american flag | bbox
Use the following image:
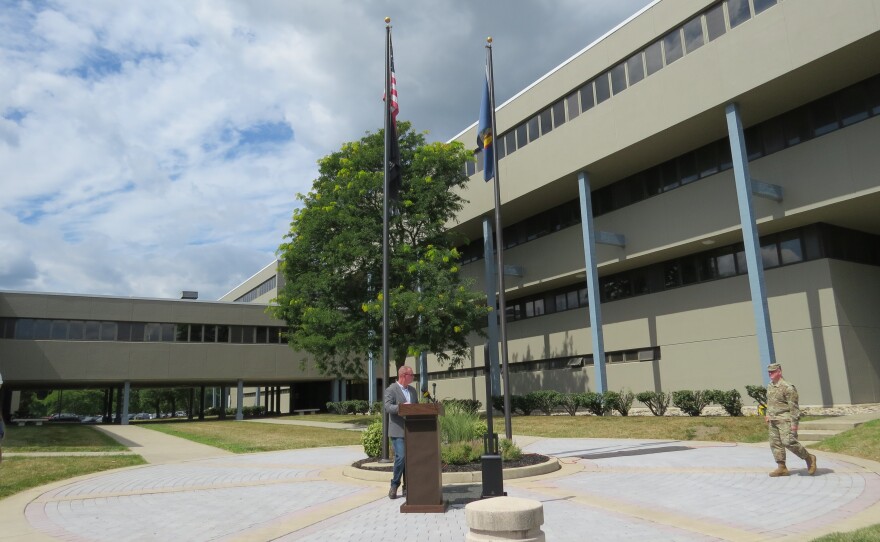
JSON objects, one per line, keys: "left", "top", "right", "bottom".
{"left": 386, "top": 37, "right": 399, "bottom": 124}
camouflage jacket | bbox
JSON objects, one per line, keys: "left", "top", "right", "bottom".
{"left": 766, "top": 378, "right": 800, "bottom": 422}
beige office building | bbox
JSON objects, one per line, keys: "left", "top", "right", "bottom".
{"left": 2, "top": 0, "right": 879, "bottom": 420}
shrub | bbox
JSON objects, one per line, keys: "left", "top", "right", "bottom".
{"left": 581, "top": 392, "right": 610, "bottom": 416}
{"left": 472, "top": 420, "right": 488, "bottom": 439}
{"left": 491, "top": 395, "right": 505, "bottom": 412}
{"left": 442, "top": 398, "right": 482, "bottom": 415}
{"left": 370, "top": 401, "right": 383, "bottom": 415}
{"left": 672, "top": 390, "right": 711, "bottom": 416}
{"left": 711, "top": 389, "right": 744, "bottom": 417}
{"left": 636, "top": 391, "right": 671, "bottom": 416}
{"left": 558, "top": 393, "right": 582, "bottom": 416}
{"left": 527, "top": 390, "right": 561, "bottom": 415}
{"left": 440, "top": 402, "right": 482, "bottom": 444}
{"left": 499, "top": 438, "right": 523, "bottom": 461}
{"left": 361, "top": 420, "right": 383, "bottom": 458}
{"left": 606, "top": 389, "right": 635, "bottom": 416}
{"left": 352, "top": 400, "right": 370, "bottom": 415}
{"left": 441, "top": 440, "right": 480, "bottom": 465}
{"left": 325, "top": 401, "right": 341, "bottom": 414}
{"left": 512, "top": 394, "right": 537, "bottom": 416}
{"left": 745, "top": 385, "right": 767, "bottom": 410}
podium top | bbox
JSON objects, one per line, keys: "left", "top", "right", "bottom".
{"left": 398, "top": 403, "right": 444, "bottom": 417}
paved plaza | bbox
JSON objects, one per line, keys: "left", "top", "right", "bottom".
{"left": 2, "top": 423, "right": 880, "bottom": 542}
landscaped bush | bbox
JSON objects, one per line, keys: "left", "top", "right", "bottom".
{"left": 491, "top": 395, "right": 505, "bottom": 413}
{"left": 440, "top": 401, "right": 483, "bottom": 444}
{"left": 581, "top": 392, "right": 610, "bottom": 416}
{"left": 370, "top": 401, "right": 383, "bottom": 415}
{"left": 499, "top": 438, "right": 522, "bottom": 461}
{"left": 361, "top": 420, "right": 383, "bottom": 458}
{"left": 636, "top": 391, "right": 671, "bottom": 416}
{"left": 746, "top": 385, "right": 767, "bottom": 411}
{"left": 707, "top": 389, "right": 744, "bottom": 417}
{"left": 558, "top": 393, "right": 582, "bottom": 416}
{"left": 606, "top": 389, "right": 635, "bottom": 416}
{"left": 325, "top": 400, "right": 371, "bottom": 415}
{"left": 512, "top": 394, "right": 537, "bottom": 416}
{"left": 441, "top": 440, "right": 481, "bottom": 465}
{"left": 527, "top": 390, "right": 561, "bottom": 415}
{"left": 672, "top": 390, "right": 711, "bottom": 416}
{"left": 442, "top": 398, "right": 482, "bottom": 415}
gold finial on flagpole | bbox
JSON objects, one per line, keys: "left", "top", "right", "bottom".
{"left": 487, "top": 36, "right": 493, "bottom": 44}
{"left": 385, "top": 17, "right": 391, "bottom": 24}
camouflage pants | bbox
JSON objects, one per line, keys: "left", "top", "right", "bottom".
{"left": 768, "top": 420, "right": 809, "bottom": 463}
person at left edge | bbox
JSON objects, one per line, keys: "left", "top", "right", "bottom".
{"left": 384, "top": 365, "right": 416, "bottom": 499}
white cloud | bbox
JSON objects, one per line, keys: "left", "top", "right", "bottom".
{"left": 0, "top": 0, "right": 650, "bottom": 300}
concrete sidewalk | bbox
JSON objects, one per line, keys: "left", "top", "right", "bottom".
{"left": 2, "top": 414, "right": 879, "bottom": 541}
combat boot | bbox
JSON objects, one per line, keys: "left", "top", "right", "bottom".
{"left": 769, "top": 462, "right": 789, "bottom": 477}
{"left": 806, "top": 454, "right": 817, "bottom": 475}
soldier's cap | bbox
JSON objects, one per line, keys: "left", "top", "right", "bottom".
{"left": 767, "top": 363, "right": 781, "bottom": 372}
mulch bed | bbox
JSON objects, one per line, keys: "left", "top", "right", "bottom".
{"left": 352, "top": 453, "right": 550, "bottom": 473}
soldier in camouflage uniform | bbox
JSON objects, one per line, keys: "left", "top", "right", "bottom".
{"left": 764, "top": 363, "right": 817, "bottom": 477}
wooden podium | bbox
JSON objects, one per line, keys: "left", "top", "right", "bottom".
{"left": 399, "top": 402, "right": 447, "bottom": 513}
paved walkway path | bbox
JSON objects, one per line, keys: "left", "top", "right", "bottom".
{"left": 2, "top": 418, "right": 880, "bottom": 541}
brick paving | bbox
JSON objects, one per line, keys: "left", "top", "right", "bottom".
{"left": 3, "top": 422, "right": 880, "bottom": 541}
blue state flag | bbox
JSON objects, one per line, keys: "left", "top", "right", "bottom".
{"left": 477, "top": 69, "right": 494, "bottom": 182}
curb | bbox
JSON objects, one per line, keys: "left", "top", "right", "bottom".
{"left": 342, "top": 456, "right": 561, "bottom": 484}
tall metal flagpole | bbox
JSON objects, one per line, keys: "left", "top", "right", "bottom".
{"left": 380, "top": 17, "right": 392, "bottom": 462}
{"left": 486, "top": 38, "right": 513, "bottom": 440}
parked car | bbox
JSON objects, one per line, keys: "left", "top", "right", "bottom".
{"left": 133, "top": 412, "right": 153, "bottom": 420}
{"left": 48, "top": 413, "right": 81, "bottom": 422}
{"left": 175, "top": 411, "right": 187, "bottom": 417}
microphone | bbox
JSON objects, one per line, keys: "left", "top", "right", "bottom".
{"left": 422, "top": 390, "right": 436, "bottom": 403}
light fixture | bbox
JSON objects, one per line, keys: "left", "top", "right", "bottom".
{"left": 701, "top": 239, "right": 716, "bottom": 245}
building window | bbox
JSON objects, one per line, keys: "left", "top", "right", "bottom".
{"left": 683, "top": 16, "right": 705, "bottom": 54}
{"left": 752, "top": 0, "right": 777, "bottom": 15}
{"left": 705, "top": 4, "right": 726, "bottom": 41}
{"left": 610, "top": 62, "right": 627, "bottom": 95}
{"left": 626, "top": 52, "right": 645, "bottom": 86}
{"left": 663, "top": 29, "right": 684, "bottom": 65}
{"left": 579, "top": 82, "right": 595, "bottom": 112}
{"left": 595, "top": 74, "right": 611, "bottom": 104}
{"left": 645, "top": 41, "right": 663, "bottom": 76}
{"left": 539, "top": 108, "right": 553, "bottom": 136}
{"left": 551, "top": 100, "right": 566, "bottom": 128}
{"left": 565, "top": 92, "right": 580, "bottom": 121}
{"left": 727, "top": 0, "right": 751, "bottom": 28}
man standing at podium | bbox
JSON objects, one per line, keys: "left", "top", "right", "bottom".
{"left": 384, "top": 365, "right": 416, "bottom": 499}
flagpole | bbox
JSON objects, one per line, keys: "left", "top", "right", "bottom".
{"left": 380, "top": 16, "right": 392, "bottom": 462}
{"left": 486, "top": 38, "right": 513, "bottom": 440}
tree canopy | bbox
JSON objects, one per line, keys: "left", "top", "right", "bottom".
{"left": 272, "top": 121, "right": 490, "bottom": 378}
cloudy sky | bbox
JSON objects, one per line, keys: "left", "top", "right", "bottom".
{"left": 1, "top": 0, "right": 651, "bottom": 301}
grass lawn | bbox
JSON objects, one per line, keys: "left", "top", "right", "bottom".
{"left": 812, "top": 419, "right": 880, "bottom": 464}
{"left": 0, "top": 456, "right": 145, "bottom": 500}
{"left": 276, "top": 413, "right": 378, "bottom": 427}
{"left": 4, "top": 424, "right": 128, "bottom": 452}
{"left": 511, "top": 414, "right": 769, "bottom": 442}
{"left": 143, "top": 420, "right": 363, "bottom": 453}
{"left": 1, "top": 424, "right": 144, "bottom": 500}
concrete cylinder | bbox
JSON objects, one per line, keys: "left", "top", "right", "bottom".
{"left": 465, "top": 496, "right": 545, "bottom": 542}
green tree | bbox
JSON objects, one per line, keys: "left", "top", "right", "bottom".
{"left": 273, "top": 122, "right": 490, "bottom": 377}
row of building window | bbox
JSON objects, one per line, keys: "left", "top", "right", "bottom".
{"left": 458, "top": 73, "right": 880, "bottom": 264}
{"left": 235, "top": 275, "right": 277, "bottom": 303}
{"left": 500, "top": 223, "right": 879, "bottom": 323}
{"left": 424, "top": 347, "right": 661, "bottom": 381}
{"left": 0, "top": 319, "right": 289, "bottom": 344}
{"left": 465, "top": 0, "right": 779, "bottom": 177}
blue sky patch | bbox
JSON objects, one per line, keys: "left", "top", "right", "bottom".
{"left": 3, "top": 108, "right": 28, "bottom": 124}
{"left": 219, "top": 121, "right": 294, "bottom": 160}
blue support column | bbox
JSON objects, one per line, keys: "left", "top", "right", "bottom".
{"left": 577, "top": 172, "right": 607, "bottom": 393}
{"left": 725, "top": 103, "right": 776, "bottom": 385}
{"left": 236, "top": 380, "right": 244, "bottom": 421}
{"left": 482, "top": 217, "right": 502, "bottom": 397}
